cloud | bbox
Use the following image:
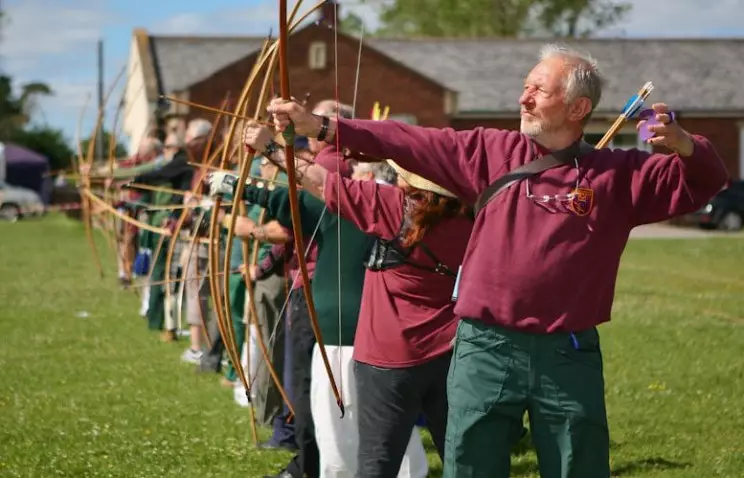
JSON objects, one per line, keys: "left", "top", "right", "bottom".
{"left": 149, "top": 3, "right": 283, "bottom": 36}
{"left": 147, "top": 0, "right": 379, "bottom": 36}
{"left": 3, "top": 0, "right": 116, "bottom": 76}
{"left": 2, "top": 0, "right": 126, "bottom": 141}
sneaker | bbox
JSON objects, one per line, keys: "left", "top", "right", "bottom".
{"left": 181, "top": 348, "right": 203, "bottom": 364}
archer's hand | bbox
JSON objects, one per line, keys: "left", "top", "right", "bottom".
{"left": 268, "top": 98, "right": 325, "bottom": 138}
{"left": 206, "top": 171, "right": 238, "bottom": 200}
{"left": 243, "top": 121, "right": 275, "bottom": 153}
{"left": 637, "top": 103, "right": 694, "bottom": 156}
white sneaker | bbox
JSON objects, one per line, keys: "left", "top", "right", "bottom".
{"left": 181, "top": 348, "right": 203, "bottom": 364}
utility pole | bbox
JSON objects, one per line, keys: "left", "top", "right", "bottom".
{"left": 96, "top": 39, "right": 104, "bottom": 162}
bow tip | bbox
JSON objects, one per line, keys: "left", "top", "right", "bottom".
{"left": 337, "top": 399, "right": 346, "bottom": 419}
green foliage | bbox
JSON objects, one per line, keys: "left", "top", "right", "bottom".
{"left": 339, "top": 11, "right": 366, "bottom": 36}
{"left": 0, "top": 75, "right": 53, "bottom": 137}
{"left": 351, "top": 0, "right": 632, "bottom": 38}
{"left": 532, "top": 0, "right": 632, "bottom": 38}
{"left": 80, "top": 130, "right": 129, "bottom": 161}
{"left": 0, "top": 74, "right": 76, "bottom": 170}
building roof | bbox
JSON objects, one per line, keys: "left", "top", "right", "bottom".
{"left": 149, "top": 35, "right": 266, "bottom": 93}
{"left": 144, "top": 33, "right": 744, "bottom": 114}
{"left": 368, "top": 38, "right": 744, "bottom": 114}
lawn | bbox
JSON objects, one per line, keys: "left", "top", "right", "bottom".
{"left": 0, "top": 214, "right": 742, "bottom": 477}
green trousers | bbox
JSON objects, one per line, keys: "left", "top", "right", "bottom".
{"left": 224, "top": 273, "right": 246, "bottom": 382}
{"left": 146, "top": 239, "right": 168, "bottom": 331}
{"left": 444, "top": 319, "right": 610, "bottom": 478}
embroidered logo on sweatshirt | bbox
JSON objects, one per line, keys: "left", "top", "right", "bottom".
{"left": 569, "top": 188, "right": 594, "bottom": 216}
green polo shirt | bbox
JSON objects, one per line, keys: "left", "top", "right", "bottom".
{"left": 243, "top": 185, "right": 374, "bottom": 346}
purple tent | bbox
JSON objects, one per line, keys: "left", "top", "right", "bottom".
{"left": 2, "top": 143, "right": 51, "bottom": 203}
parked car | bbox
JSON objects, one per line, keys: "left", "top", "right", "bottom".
{"left": 0, "top": 181, "right": 44, "bottom": 221}
{"left": 695, "top": 180, "right": 744, "bottom": 231}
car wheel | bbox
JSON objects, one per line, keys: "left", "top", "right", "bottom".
{"left": 0, "top": 204, "right": 21, "bottom": 222}
{"left": 720, "top": 211, "right": 742, "bottom": 231}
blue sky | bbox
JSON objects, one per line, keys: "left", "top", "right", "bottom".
{"left": 3, "top": 0, "right": 744, "bottom": 153}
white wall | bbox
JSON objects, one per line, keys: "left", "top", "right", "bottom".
{"left": 122, "top": 35, "right": 153, "bottom": 154}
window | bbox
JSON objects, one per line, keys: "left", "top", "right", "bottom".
{"left": 309, "top": 42, "right": 327, "bottom": 70}
{"left": 583, "top": 132, "right": 650, "bottom": 151}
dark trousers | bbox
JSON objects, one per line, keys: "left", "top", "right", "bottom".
{"left": 355, "top": 352, "right": 451, "bottom": 478}
{"left": 269, "top": 311, "right": 295, "bottom": 447}
{"left": 200, "top": 314, "right": 224, "bottom": 372}
{"left": 443, "top": 319, "right": 609, "bottom": 478}
{"left": 283, "top": 287, "right": 319, "bottom": 478}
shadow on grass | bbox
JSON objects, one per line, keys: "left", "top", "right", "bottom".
{"left": 611, "top": 457, "right": 692, "bottom": 476}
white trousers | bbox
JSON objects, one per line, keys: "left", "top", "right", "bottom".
{"left": 235, "top": 288, "right": 260, "bottom": 407}
{"left": 310, "top": 344, "right": 429, "bottom": 478}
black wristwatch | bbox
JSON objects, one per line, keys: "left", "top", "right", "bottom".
{"left": 263, "top": 140, "right": 280, "bottom": 157}
{"left": 316, "top": 115, "right": 330, "bottom": 142}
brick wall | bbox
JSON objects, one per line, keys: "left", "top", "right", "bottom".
{"left": 187, "top": 25, "right": 449, "bottom": 129}
{"left": 676, "top": 117, "right": 741, "bottom": 179}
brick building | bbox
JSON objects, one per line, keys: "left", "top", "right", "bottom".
{"left": 123, "top": 3, "right": 744, "bottom": 179}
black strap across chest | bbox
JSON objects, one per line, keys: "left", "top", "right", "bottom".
{"left": 365, "top": 237, "right": 457, "bottom": 278}
{"left": 473, "top": 140, "right": 595, "bottom": 217}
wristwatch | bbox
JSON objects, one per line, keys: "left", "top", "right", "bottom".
{"left": 263, "top": 140, "right": 280, "bottom": 157}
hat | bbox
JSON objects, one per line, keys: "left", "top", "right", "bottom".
{"left": 385, "top": 160, "right": 456, "bottom": 198}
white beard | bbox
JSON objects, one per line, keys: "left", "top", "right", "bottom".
{"left": 520, "top": 116, "right": 544, "bottom": 137}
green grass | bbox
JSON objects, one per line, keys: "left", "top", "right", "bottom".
{"left": 1, "top": 214, "right": 743, "bottom": 477}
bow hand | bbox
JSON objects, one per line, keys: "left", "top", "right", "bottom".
{"left": 637, "top": 102, "right": 694, "bottom": 156}
{"left": 268, "top": 98, "right": 328, "bottom": 138}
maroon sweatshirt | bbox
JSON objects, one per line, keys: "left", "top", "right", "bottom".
{"left": 333, "top": 118, "right": 730, "bottom": 333}
{"left": 324, "top": 175, "right": 472, "bottom": 367}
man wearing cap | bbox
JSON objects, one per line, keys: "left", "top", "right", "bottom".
{"left": 267, "top": 44, "right": 730, "bottom": 477}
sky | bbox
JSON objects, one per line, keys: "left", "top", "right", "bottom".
{"left": 2, "top": 0, "right": 744, "bottom": 153}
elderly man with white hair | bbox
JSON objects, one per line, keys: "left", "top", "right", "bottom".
{"left": 267, "top": 43, "right": 729, "bottom": 477}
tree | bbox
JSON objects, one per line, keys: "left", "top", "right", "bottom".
{"left": 532, "top": 0, "right": 632, "bottom": 38}
{"left": 339, "top": 12, "right": 366, "bottom": 36}
{"left": 352, "top": 0, "right": 631, "bottom": 38}
{"left": 0, "top": 75, "right": 53, "bottom": 138}
{"left": 80, "top": 130, "right": 129, "bottom": 161}
{"left": 6, "top": 126, "right": 74, "bottom": 171}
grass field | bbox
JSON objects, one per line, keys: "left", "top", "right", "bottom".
{"left": 1, "top": 214, "right": 743, "bottom": 477}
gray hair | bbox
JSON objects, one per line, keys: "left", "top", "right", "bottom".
{"left": 313, "top": 99, "right": 354, "bottom": 119}
{"left": 539, "top": 43, "right": 604, "bottom": 120}
{"left": 353, "top": 161, "right": 398, "bottom": 184}
{"left": 186, "top": 118, "right": 212, "bottom": 141}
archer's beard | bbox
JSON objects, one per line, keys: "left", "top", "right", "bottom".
{"left": 520, "top": 116, "right": 545, "bottom": 137}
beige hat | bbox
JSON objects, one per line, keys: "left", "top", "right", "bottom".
{"left": 386, "top": 160, "right": 456, "bottom": 198}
